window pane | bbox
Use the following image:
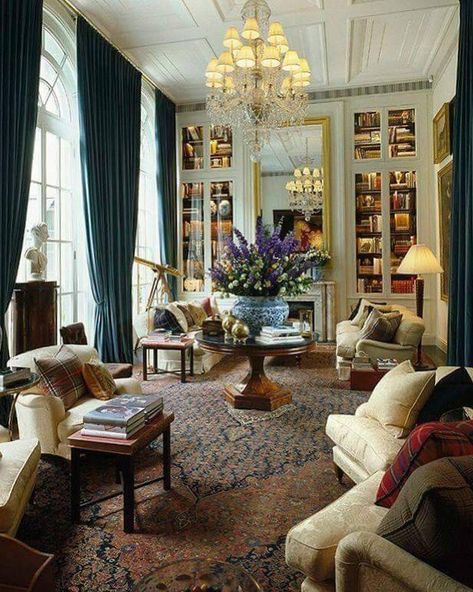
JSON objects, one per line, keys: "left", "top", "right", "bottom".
{"left": 45, "top": 242, "right": 59, "bottom": 283}
{"left": 60, "top": 190, "right": 72, "bottom": 241}
{"left": 60, "top": 293, "right": 74, "bottom": 327}
{"left": 45, "top": 92, "right": 60, "bottom": 117}
{"left": 46, "top": 186, "right": 59, "bottom": 239}
{"left": 54, "top": 77, "right": 70, "bottom": 121}
{"left": 46, "top": 132, "right": 59, "bottom": 186}
{"left": 38, "top": 80, "right": 50, "bottom": 106}
{"left": 31, "top": 129, "right": 42, "bottom": 182}
{"left": 26, "top": 183, "right": 42, "bottom": 231}
{"left": 44, "top": 29, "right": 65, "bottom": 65}
{"left": 40, "top": 56, "right": 57, "bottom": 86}
{"left": 60, "top": 242, "right": 74, "bottom": 292}
{"left": 61, "top": 139, "right": 72, "bottom": 188}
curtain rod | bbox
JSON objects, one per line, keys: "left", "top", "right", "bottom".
{"left": 56, "top": 0, "right": 173, "bottom": 101}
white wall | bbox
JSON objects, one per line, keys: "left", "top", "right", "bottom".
{"left": 432, "top": 49, "right": 458, "bottom": 351}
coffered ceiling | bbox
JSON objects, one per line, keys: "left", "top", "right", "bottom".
{"left": 68, "top": 0, "right": 459, "bottom": 104}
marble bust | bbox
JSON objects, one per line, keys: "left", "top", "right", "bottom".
{"left": 24, "top": 222, "right": 49, "bottom": 281}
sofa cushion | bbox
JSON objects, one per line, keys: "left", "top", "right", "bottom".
{"left": 393, "top": 316, "right": 425, "bottom": 347}
{"left": 82, "top": 361, "right": 117, "bottom": 400}
{"left": 417, "top": 367, "right": 473, "bottom": 424}
{"left": 35, "top": 345, "right": 87, "bottom": 410}
{"left": 0, "top": 438, "right": 40, "bottom": 533}
{"left": 286, "top": 471, "right": 387, "bottom": 582}
{"left": 377, "top": 456, "right": 473, "bottom": 588}
{"left": 176, "top": 303, "right": 194, "bottom": 328}
{"left": 359, "top": 309, "right": 403, "bottom": 343}
{"left": 166, "top": 302, "right": 188, "bottom": 332}
{"left": 188, "top": 302, "right": 208, "bottom": 327}
{"left": 375, "top": 420, "right": 473, "bottom": 508}
{"left": 336, "top": 330, "right": 360, "bottom": 359}
{"left": 326, "top": 414, "right": 404, "bottom": 474}
{"left": 363, "top": 361, "right": 435, "bottom": 438}
{"left": 153, "top": 308, "right": 183, "bottom": 333}
{"left": 336, "top": 321, "right": 360, "bottom": 336}
{"left": 351, "top": 299, "right": 392, "bottom": 326}
{"left": 57, "top": 396, "right": 103, "bottom": 442}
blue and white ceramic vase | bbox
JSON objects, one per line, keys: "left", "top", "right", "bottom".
{"left": 232, "top": 296, "right": 289, "bottom": 335}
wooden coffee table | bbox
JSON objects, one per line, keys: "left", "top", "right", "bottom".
{"left": 196, "top": 332, "right": 314, "bottom": 411}
{"left": 68, "top": 411, "right": 174, "bottom": 533}
{"left": 141, "top": 337, "right": 194, "bottom": 383}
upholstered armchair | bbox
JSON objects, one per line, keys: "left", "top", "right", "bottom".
{"left": 8, "top": 345, "right": 142, "bottom": 459}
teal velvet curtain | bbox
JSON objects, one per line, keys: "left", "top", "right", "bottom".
{"left": 155, "top": 89, "right": 178, "bottom": 300}
{"left": 77, "top": 17, "right": 141, "bottom": 363}
{"left": 447, "top": 0, "right": 473, "bottom": 365}
{"left": 0, "top": 0, "right": 42, "bottom": 425}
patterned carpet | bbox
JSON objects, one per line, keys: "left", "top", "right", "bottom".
{"left": 18, "top": 350, "right": 367, "bottom": 592}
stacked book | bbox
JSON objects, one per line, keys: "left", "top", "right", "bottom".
{"left": 376, "top": 358, "right": 398, "bottom": 370}
{"left": 255, "top": 326, "right": 305, "bottom": 345}
{"left": 82, "top": 393, "right": 163, "bottom": 439}
{"left": 0, "top": 368, "right": 31, "bottom": 388}
{"left": 352, "top": 355, "right": 373, "bottom": 372}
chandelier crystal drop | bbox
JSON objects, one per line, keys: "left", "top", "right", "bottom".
{"left": 286, "top": 138, "right": 324, "bottom": 221}
{"left": 205, "top": 0, "right": 310, "bottom": 161}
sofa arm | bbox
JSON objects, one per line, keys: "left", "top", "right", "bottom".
{"left": 114, "top": 378, "right": 142, "bottom": 395}
{"left": 335, "top": 532, "right": 470, "bottom": 592}
{"left": 16, "top": 393, "right": 66, "bottom": 455}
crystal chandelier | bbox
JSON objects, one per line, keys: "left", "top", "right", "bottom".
{"left": 205, "top": 0, "right": 310, "bottom": 161}
{"left": 286, "top": 138, "right": 324, "bottom": 221}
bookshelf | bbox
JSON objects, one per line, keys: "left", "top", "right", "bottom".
{"left": 388, "top": 109, "right": 416, "bottom": 158}
{"left": 210, "top": 125, "right": 233, "bottom": 169}
{"left": 354, "top": 111, "right": 381, "bottom": 160}
{"left": 210, "top": 181, "right": 233, "bottom": 268}
{"left": 182, "top": 126, "right": 204, "bottom": 170}
{"left": 389, "top": 171, "right": 417, "bottom": 294}
{"left": 355, "top": 172, "right": 383, "bottom": 293}
{"left": 181, "top": 182, "right": 205, "bottom": 292}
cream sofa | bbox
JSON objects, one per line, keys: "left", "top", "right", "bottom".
{"left": 286, "top": 471, "right": 471, "bottom": 592}
{"left": 0, "top": 438, "right": 41, "bottom": 536}
{"left": 336, "top": 304, "right": 425, "bottom": 366}
{"left": 134, "top": 304, "right": 223, "bottom": 375}
{"left": 326, "top": 366, "right": 459, "bottom": 484}
{"left": 8, "top": 345, "right": 141, "bottom": 459}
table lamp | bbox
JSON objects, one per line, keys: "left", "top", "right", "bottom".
{"left": 397, "top": 244, "right": 443, "bottom": 368}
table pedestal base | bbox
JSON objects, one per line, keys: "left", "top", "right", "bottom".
{"left": 224, "top": 355, "right": 292, "bottom": 411}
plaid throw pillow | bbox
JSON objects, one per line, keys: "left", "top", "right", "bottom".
{"left": 359, "top": 309, "right": 403, "bottom": 342}
{"left": 153, "top": 308, "right": 182, "bottom": 334}
{"left": 376, "top": 420, "right": 473, "bottom": 508}
{"left": 35, "top": 345, "right": 87, "bottom": 410}
{"left": 82, "top": 360, "right": 117, "bottom": 400}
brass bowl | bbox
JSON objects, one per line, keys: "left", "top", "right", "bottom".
{"left": 231, "top": 319, "right": 250, "bottom": 342}
{"left": 222, "top": 312, "right": 237, "bottom": 337}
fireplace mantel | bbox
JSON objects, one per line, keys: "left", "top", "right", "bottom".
{"left": 285, "top": 281, "right": 336, "bottom": 342}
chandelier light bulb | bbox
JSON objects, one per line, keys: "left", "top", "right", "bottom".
{"left": 302, "top": 166, "right": 311, "bottom": 176}
{"left": 294, "top": 168, "right": 302, "bottom": 178}
{"left": 235, "top": 45, "right": 256, "bottom": 68}
{"left": 268, "top": 21, "right": 285, "bottom": 45}
{"left": 242, "top": 17, "right": 260, "bottom": 40}
{"left": 261, "top": 45, "right": 281, "bottom": 68}
{"left": 216, "top": 51, "right": 235, "bottom": 73}
{"left": 313, "top": 168, "right": 320, "bottom": 178}
{"left": 282, "top": 50, "right": 302, "bottom": 72}
{"left": 223, "top": 26, "right": 242, "bottom": 51}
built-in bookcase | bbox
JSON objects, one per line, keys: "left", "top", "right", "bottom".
{"left": 352, "top": 107, "right": 418, "bottom": 297}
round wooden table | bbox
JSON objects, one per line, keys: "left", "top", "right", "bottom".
{"left": 196, "top": 332, "right": 314, "bottom": 411}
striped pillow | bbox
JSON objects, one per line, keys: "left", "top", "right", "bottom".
{"left": 35, "top": 345, "right": 87, "bottom": 410}
{"left": 82, "top": 360, "right": 117, "bottom": 400}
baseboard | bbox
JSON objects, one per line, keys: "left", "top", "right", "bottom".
{"left": 422, "top": 333, "right": 436, "bottom": 346}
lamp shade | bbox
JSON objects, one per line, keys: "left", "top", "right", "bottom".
{"left": 242, "top": 17, "right": 259, "bottom": 40}
{"left": 261, "top": 45, "right": 281, "bottom": 68}
{"left": 235, "top": 45, "right": 256, "bottom": 68}
{"left": 268, "top": 21, "right": 285, "bottom": 45}
{"left": 223, "top": 27, "right": 242, "bottom": 51}
{"left": 277, "top": 36, "right": 289, "bottom": 55}
{"left": 282, "top": 50, "right": 301, "bottom": 72}
{"left": 216, "top": 51, "right": 234, "bottom": 73}
{"left": 397, "top": 244, "right": 443, "bottom": 275}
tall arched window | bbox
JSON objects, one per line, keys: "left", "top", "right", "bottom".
{"left": 16, "top": 2, "right": 88, "bottom": 333}
{"left": 133, "top": 83, "right": 160, "bottom": 314}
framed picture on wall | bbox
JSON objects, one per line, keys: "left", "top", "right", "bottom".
{"left": 433, "top": 103, "right": 451, "bottom": 164}
{"left": 437, "top": 160, "right": 453, "bottom": 302}
{"left": 273, "top": 210, "right": 324, "bottom": 251}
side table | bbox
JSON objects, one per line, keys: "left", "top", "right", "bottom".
{"left": 141, "top": 338, "right": 194, "bottom": 383}
{"left": 68, "top": 411, "right": 174, "bottom": 533}
{"left": 0, "top": 373, "right": 40, "bottom": 440}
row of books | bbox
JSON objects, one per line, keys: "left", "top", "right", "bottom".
{"left": 82, "top": 393, "right": 163, "bottom": 439}
{"left": 356, "top": 173, "right": 382, "bottom": 191}
{"left": 356, "top": 214, "right": 382, "bottom": 233}
{"left": 352, "top": 355, "right": 373, "bottom": 371}
{"left": 358, "top": 257, "right": 382, "bottom": 275}
{"left": 354, "top": 112, "right": 380, "bottom": 128}
{"left": 357, "top": 278, "right": 383, "bottom": 293}
{"left": 255, "top": 325, "right": 305, "bottom": 345}
{"left": 377, "top": 358, "right": 399, "bottom": 370}
{"left": 391, "top": 279, "right": 415, "bottom": 294}
{"left": 391, "top": 192, "right": 414, "bottom": 210}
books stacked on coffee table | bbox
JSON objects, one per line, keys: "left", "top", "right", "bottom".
{"left": 0, "top": 368, "right": 31, "bottom": 389}
{"left": 352, "top": 355, "right": 374, "bottom": 371}
{"left": 82, "top": 393, "right": 164, "bottom": 439}
{"left": 255, "top": 325, "right": 305, "bottom": 345}
{"left": 376, "top": 358, "right": 398, "bottom": 370}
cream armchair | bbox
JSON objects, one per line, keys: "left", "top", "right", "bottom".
{"left": 286, "top": 472, "right": 471, "bottom": 592}
{"left": 9, "top": 345, "right": 142, "bottom": 459}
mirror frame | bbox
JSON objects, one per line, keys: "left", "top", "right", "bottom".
{"left": 253, "top": 116, "right": 331, "bottom": 252}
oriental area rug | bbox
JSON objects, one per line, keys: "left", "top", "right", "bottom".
{"left": 18, "top": 351, "right": 367, "bottom": 591}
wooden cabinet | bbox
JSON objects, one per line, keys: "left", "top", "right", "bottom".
{"left": 11, "top": 281, "right": 58, "bottom": 355}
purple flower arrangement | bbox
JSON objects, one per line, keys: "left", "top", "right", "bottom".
{"left": 210, "top": 217, "right": 331, "bottom": 297}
